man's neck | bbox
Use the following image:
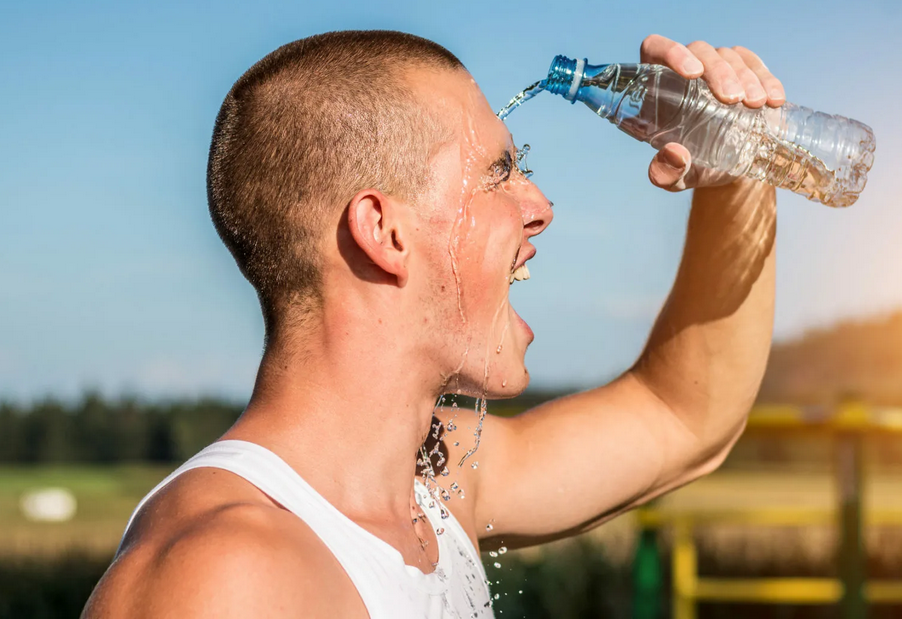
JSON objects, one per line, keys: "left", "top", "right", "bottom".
{"left": 223, "top": 312, "right": 441, "bottom": 523}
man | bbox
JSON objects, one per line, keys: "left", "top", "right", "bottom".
{"left": 84, "top": 30, "right": 780, "bottom": 618}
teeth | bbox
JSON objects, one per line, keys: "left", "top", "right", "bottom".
{"left": 509, "top": 264, "right": 530, "bottom": 284}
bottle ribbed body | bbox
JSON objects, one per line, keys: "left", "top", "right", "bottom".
{"left": 545, "top": 57, "right": 876, "bottom": 207}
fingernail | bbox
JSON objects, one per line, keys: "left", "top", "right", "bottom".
{"left": 682, "top": 58, "right": 703, "bottom": 74}
{"left": 662, "top": 148, "right": 686, "bottom": 170}
{"left": 768, "top": 87, "right": 784, "bottom": 101}
{"left": 724, "top": 81, "right": 744, "bottom": 100}
{"left": 747, "top": 85, "right": 766, "bottom": 101}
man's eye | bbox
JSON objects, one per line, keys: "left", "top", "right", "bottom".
{"left": 491, "top": 152, "right": 513, "bottom": 185}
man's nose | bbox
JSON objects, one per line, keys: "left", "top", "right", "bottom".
{"left": 520, "top": 182, "right": 554, "bottom": 238}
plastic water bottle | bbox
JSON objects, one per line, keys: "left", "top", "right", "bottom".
{"left": 500, "top": 56, "right": 876, "bottom": 207}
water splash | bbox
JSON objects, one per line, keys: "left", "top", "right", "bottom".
{"left": 458, "top": 397, "right": 487, "bottom": 467}
{"left": 497, "top": 80, "right": 547, "bottom": 121}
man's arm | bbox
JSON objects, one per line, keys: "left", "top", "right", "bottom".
{"left": 465, "top": 36, "right": 780, "bottom": 547}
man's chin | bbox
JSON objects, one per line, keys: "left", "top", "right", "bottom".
{"left": 484, "top": 368, "right": 530, "bottom": 400}
{"left": 443, "top": 370, "right": 529, "bottom": 400}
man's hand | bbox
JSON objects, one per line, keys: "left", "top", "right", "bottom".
{"left": 448, "top": 35, "right": 779, "bottom": 550}
{"left": 640, "top": 34, "right": 786, "bottom": 192}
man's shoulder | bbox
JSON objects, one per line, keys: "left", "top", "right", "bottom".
{"left": 84, "top": 468, "right": 366, "bottom": 618}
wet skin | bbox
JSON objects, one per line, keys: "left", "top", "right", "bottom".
{"left": 83, "top": 34, "right": 781, "bottom": 619}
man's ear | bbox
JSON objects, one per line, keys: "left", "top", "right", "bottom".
{"left": 346, "top": 189, "right": 410, "bottom": 288}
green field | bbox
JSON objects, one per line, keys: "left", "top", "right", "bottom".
{"left": 0, "top": 464, "right": 173, "bottom": 557}
{"left": 3, "top": 464, "right": 902, "bottom": 619}
{"left": 4, "top": 462, "right": 902, "bottom": 567}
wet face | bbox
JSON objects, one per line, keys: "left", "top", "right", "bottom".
{"left": 406, "top": 68, "right": 554, "bottom": 399}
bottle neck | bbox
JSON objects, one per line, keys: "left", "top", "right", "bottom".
{"left": 545, "top": 55, "right": 645, "bottom": 120}
{"left": 545, "top": 55, "right": 588, "bottom": 102}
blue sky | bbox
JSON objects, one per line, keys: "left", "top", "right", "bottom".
{"left": 2, "top": 0, "right": 901, "bottom": 401}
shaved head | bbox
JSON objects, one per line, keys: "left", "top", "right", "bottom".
{"left": 207, "top": 30, "right": 465, "bottom": 332}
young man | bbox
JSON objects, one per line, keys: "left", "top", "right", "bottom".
{"left": 84, "top": 30, "right": 781, "bottom": 618}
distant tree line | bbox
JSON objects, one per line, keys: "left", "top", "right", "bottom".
{"left": 0, "top": 391, "right": 566, "bottom": 464}
{"left": 0, "top": 393, "right": 242, "bottom": 464}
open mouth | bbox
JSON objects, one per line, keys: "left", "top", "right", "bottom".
{"left": 509, "top": 263, "right": 530, "bottom": 284}
{"left": 508, "top": 245, "right": 535, "bottom": 285}
{"left": 504, "top": 245, "right": 537, "bottom": 343}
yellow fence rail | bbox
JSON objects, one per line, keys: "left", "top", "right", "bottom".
{"left": 636, "top": 508, "right": 902, "bottom": 619}
{"left": 631, "top": 403, "right": 902, "bottom": 619}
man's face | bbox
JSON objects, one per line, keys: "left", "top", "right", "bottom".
{"left": 407, "top": 68, "right": 554, "bottom": 399}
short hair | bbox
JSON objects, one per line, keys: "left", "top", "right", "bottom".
{"left": 207, "top": 31, "right": 464, "bottom": 332}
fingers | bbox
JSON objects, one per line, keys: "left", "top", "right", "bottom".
{"left": 639, "top": 34, "right": 704, "bottom": 79}
{"left": 732, "top": 46, "right": 785, "bottom": 108}
{"left": 715, "top": 46, "right": 767, "bottom": 108}
{"left": 641, "top": 35, "right": 786, "bottom": 110}
{"left": 685, "top": 40, "right": 745, "bottom": 105}
{"left": 648, "top": 143, "right": 694, "bottom": 192}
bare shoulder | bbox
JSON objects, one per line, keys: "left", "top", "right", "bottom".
{"left": 83, "top": 468, "right": 366, "bottom": 619}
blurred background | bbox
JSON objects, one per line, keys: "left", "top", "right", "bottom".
{"left": 2, "top": 0, "right": 901, "bottom": 617}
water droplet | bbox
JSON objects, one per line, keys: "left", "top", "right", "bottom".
{"left": 489, "top": 550, "right": 498, "bottom": 557}
{"left": 453, "top": 441, "right": 460, "bottom": 447}
{"left": 494, "top": 593, "right": 500, "bottom": 600}
{"left": 518, "top": 590, "right": 523, "bottom": 595}
{"left": 485, "top": 523, "right": 494, "bottom": 532}
{"left": 447, "top": 421, "right": 457, "bottom": 432}
{"left": 496, "top": 345, "right": 503, "bottom": 354}
{"left": 471, "top": 461, "right": 479, "bottom": 469}
{"left": 498, "top": 546, "right": 507, "bottom": 555}
{"left": 440, "top": 467, "right": 450, "bottom": 477}
{"left": 501, "top": 380, "right": 507, "bottom": 388}
{"left": 436, "top": 527, "right": 445, "bottom": 535}
{"left": 450, "top": 482, "right": 459, "bottom": 491}
{"left": 493, "top": 562, "right": 501, "bottom": 569}
{"left": 411, "top": 517, "right": 418, "bottom": 524}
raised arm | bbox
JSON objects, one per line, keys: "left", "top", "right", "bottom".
{"left": 467, "top": 35, "right": 781, "bottom": 547}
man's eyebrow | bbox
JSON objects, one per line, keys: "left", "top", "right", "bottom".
{"left": 485, "top": 148, "right": 513, "bottom": 172}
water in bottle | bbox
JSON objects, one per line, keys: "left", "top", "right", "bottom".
{"left": 498, "top": 55, "right": 876, "bottom": 207}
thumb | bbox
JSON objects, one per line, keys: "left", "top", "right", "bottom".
{"left": 648, "top": 143, "right": 692, "bottom": 192}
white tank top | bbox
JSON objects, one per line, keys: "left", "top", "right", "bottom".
{"left": 121, "top": 440, "right": 494, "bottom": 619}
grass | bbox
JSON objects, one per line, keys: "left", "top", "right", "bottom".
{"left": 3, "top": 463, "right": 902, "bottom": 617}
{"left": 4, "top": 463, "right": 902, "bottom": 565}
{"left": 0, "top": 464, "right": 173, "bottom": 557}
